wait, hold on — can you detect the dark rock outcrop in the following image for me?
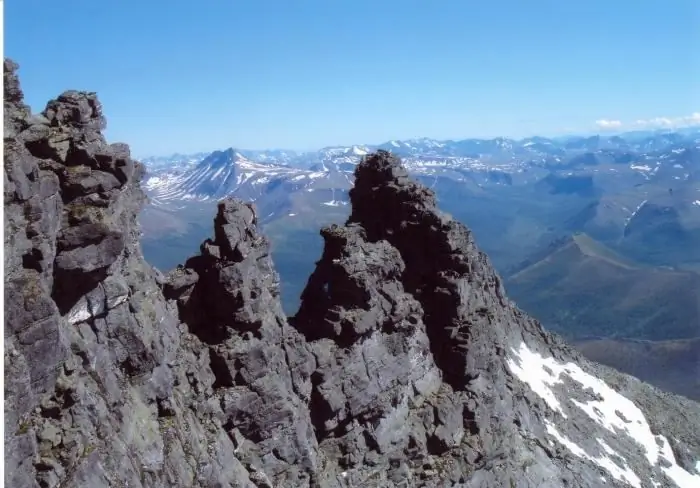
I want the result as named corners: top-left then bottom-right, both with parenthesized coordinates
top-left (5, 59), bottom-right (700, 488)
top-left (166, 199), bottom-right (319, 485)
top-left (4, 58), bottom-right (279, 488)
top-left (292, 151), bottom-right (700, 487)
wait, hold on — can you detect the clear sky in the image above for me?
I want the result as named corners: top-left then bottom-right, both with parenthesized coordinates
top-left (5, 0), bottom-right (700, 156)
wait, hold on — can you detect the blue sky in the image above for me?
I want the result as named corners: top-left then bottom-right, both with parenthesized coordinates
top-left (5, 0), bottom-right (700, 156)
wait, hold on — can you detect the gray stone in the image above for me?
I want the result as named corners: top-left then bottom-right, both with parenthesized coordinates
top-left (5, 58), bottom-right (700, 488)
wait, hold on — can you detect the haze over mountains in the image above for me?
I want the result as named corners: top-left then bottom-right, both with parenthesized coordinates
top-left (139, 128), bottom-right (700, 400)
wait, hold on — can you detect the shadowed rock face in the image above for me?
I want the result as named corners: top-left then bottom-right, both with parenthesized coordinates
top-left (4, 59), bottom-right (700, 488)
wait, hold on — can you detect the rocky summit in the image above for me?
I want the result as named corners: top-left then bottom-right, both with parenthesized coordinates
top-left (4, 58), bottom-right (700, 488)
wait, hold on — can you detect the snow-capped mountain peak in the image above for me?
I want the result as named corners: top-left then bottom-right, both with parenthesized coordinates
top-left (143, 128), bottom-right (700, 223)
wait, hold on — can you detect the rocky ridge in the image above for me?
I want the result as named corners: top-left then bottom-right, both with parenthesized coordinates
top-left (4, 58), bottom-right (700, 487)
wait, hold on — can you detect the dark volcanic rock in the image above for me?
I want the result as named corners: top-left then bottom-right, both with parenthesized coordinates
top-left (5, 59), bottom-right (700, 488)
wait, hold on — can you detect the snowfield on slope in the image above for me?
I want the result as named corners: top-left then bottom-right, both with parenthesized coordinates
top-left (507, 342), bottom-right (700, 488)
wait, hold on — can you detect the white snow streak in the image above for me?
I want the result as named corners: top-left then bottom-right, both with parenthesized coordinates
top-left (507, 342), bottom-right (700, 488)
top-left (545, 421), bottom-right (641, 487)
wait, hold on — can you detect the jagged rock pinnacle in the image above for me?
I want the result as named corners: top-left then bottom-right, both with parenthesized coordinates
top-left (293, 150), bottom-right (700, 486)
top-left (5, 58), bottom-right (700, 488)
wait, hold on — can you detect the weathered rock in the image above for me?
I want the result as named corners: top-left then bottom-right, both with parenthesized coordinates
top-left (293, 150), bottom-right (700, 487)
top-left (173, 198), bottom-right (319, 485)
top-left (4, 59), bottom-right (264, 488)
top-left (5, 58), bottom-right (700, 488)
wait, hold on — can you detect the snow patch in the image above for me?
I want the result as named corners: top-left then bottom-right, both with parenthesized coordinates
top-left (505, 344), bottom-right (568, 417)
top-left (507, 342), bottom-right (700, 488)
top-left (212, 166), bottom-right (226, 179)
top-left (236, 172), bottom-right (254, 186)
top-left (655, 436), bottom-right (700, 487)
top-left (181, 193), bottom-right (209, 201)
top-left (625, 200), bottom-right (648, 230)
top-left (545, 421), bottom-right (641, 488)
top-left (144, 176), bottom-right (164, 188)
top-left (321, 200), bottom-right (348, 207)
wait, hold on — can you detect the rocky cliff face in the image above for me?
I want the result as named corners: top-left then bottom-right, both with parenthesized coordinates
top-left (4, 59), bottom-right (700, 488)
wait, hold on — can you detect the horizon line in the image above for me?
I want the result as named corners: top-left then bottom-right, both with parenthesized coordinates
top-left (136, 125), bottom-right (700, 161)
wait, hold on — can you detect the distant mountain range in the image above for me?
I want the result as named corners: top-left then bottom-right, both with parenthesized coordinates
top-left (137, 128), bottom-right (700, 400)
top-left (141, 128), bottom-right (700, 272)
top-left (143, 130), bottom-right (700, 233)
top-left (140, 127), bottom-right (700, 171)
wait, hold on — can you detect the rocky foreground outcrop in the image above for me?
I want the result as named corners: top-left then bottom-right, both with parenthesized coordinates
top-left (4, 58), bottom-right (700, 488)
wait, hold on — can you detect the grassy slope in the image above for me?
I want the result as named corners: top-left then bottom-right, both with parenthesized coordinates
top-left (506, 233), bottom-right (700, 341)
